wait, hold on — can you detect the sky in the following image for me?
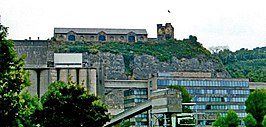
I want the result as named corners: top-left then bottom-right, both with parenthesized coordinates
top-left (0, 0), bottom-right (266, 51)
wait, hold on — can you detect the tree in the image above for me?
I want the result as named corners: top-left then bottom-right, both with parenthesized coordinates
top-left (118, 120), bottom-right (131, 127)
top-left (0, 24), bottom-right (36, 126)
top-left (213, 114), bottom-right (225, 127)
top-left (244, 113), bottom-right (257, 127)
top-left (245, 89), bottom-right (266, 127)
top-left (168, 85), bottom-right (192, 103)
top-left (213, 110), bottom-right (240, 127)
top-left (34, 80), bottom-right (110, 127)
top-left (168, 85), bottom-right (194, 126)
top-left (168, 85), bottom-right (193, 112)
top-left (224, 110), bottom-right (240, 127)
top-left (16, 91), bottom-right (42, 127)
top-left (262, 115), bottom-right (266, 127)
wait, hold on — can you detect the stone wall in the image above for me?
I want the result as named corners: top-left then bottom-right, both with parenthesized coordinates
top-left (14, 40), bottom-right (48, 68)
top-left (54, 33), bottom-right (148, 42)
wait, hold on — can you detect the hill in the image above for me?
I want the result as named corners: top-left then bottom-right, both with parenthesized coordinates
top-left (215, 47), bottom-right (266, 82)
top-left (49, 36), bottom-right (230, 79)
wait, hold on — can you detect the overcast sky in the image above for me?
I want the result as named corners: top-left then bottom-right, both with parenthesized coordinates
top-left (1, 0), bottom-right (266, 51)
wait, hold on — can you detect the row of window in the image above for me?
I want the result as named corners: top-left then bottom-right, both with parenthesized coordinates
top-left (67, 35), bottom-right (143, 42)
top-left (194, 97), bottom-right (247, 102)
top-left (134, 114), bottom-right (148, 118)
top-left (210, 105), bottom-right (246, 110)
top-left (124, 89), bottom-right (147, 96)
top-left (190, 104), bottom-right (246, 110)
top-left (157, 79), bottom-right (249, 87)
top-left (220, 112), bottom-right (247, 117)
top-left (124, 98), bottom-right (147, 104)
top-left (187, 89), bottom-right (250, 95)
top-left (133, 121), bottom-right (147, 126)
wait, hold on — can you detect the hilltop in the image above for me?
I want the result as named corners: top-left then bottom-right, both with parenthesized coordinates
top-left (215, 47), bottom-right (266, 82)
top-left (49, 36), bottom-right (230, 79)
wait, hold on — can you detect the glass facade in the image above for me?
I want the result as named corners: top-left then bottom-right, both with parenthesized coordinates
top-left (124, 98), bottom-right (146, 104)
top-left (155, 78), bottom-right (249, 126)
top-left (157, 79), bottom-right (248, 87)
top-left (187, 89), bottom-right (249, 95)
top-left (124, 88), bottom-right (148, 127)
top-left (124, 89), bottom-right (147, 96)
top-left (193, 97), bottom-right (247, 102)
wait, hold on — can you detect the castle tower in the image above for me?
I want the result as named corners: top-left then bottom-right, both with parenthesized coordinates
top-left (157, 23), bottom-right (174, 41)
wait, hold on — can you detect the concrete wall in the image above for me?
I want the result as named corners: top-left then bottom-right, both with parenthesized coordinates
top-left (14, 40), bottom-right (48, 68)
top-left (88, 68), bottom-right (97, 95)
top-left (27, 70), bottom-right (38, 96)
top-left (105, 80), bottom-right (148, 88)
top-left (104, 80), bottom-right (148, 116)
top-left (249, 82), bottom-right (266, 90)
top-left (40, 69), bottom-right (49, 96)
top-left (27, 68), bottom-right (97, 97)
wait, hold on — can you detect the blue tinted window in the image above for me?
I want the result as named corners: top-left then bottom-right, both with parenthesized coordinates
top-left (68, 35), bottom-right (75, 41)
top-left (99, 35), bottom-right (106, 41)
top-left (128, 36), bottom-right (135, 42)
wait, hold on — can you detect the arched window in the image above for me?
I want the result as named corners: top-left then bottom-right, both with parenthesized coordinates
top-left (59, 35), bottom-right (64, 38)
top-left (120, 36), bottom-right (124, 40)
top-left (140, 36), bottom-right (144, 41)
top-left (99, 35), bottom-right (106, 41)
top-left (128, 36), bottom-right (135, 43)
top-left (68, 35), bottom-right (75, 41)
top-left (90, 36), bottom-right (95, 40)
top-left (110, 36), bottom-right (114, 41)
top-left (80, 36), bottom-right (84, 40)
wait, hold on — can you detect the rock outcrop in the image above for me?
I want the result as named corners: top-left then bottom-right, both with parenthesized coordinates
top-left (82, 52), bottom-right (230, 80)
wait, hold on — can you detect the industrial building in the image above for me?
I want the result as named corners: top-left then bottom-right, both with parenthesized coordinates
top-left (124, 88), bottom-right (148, 126)
top-left (148, 72), bottom-right (249, 126)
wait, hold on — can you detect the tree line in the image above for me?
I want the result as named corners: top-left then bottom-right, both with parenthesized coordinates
top-left (212, 46), bottom-right (266, 82)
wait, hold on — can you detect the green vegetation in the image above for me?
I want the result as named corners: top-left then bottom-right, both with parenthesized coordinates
top-left (168, 85), bottom-right (194, 126)
top-left (0, 25), bottom-right (110, 126)
top-left (117, 120), bottom-right (131, 127)
top-left (244, 113), bottom-right (257, 127)
top-left (33, 80), bottom-right (110, 127)
top-left (262, 115), bottom-right (266, 127)
top-left (168, 85), bottom-right (192, 103)
top-left (215, 47), bottom-right (266, 82)
top-left (52, 36), bottom-right (212, 62)
top-left (245, 89), bottom-right (266, 127)
top-left (213, 110), bottom-right (240, 127)
top-left (0, 24), bottom-right (39, 126)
